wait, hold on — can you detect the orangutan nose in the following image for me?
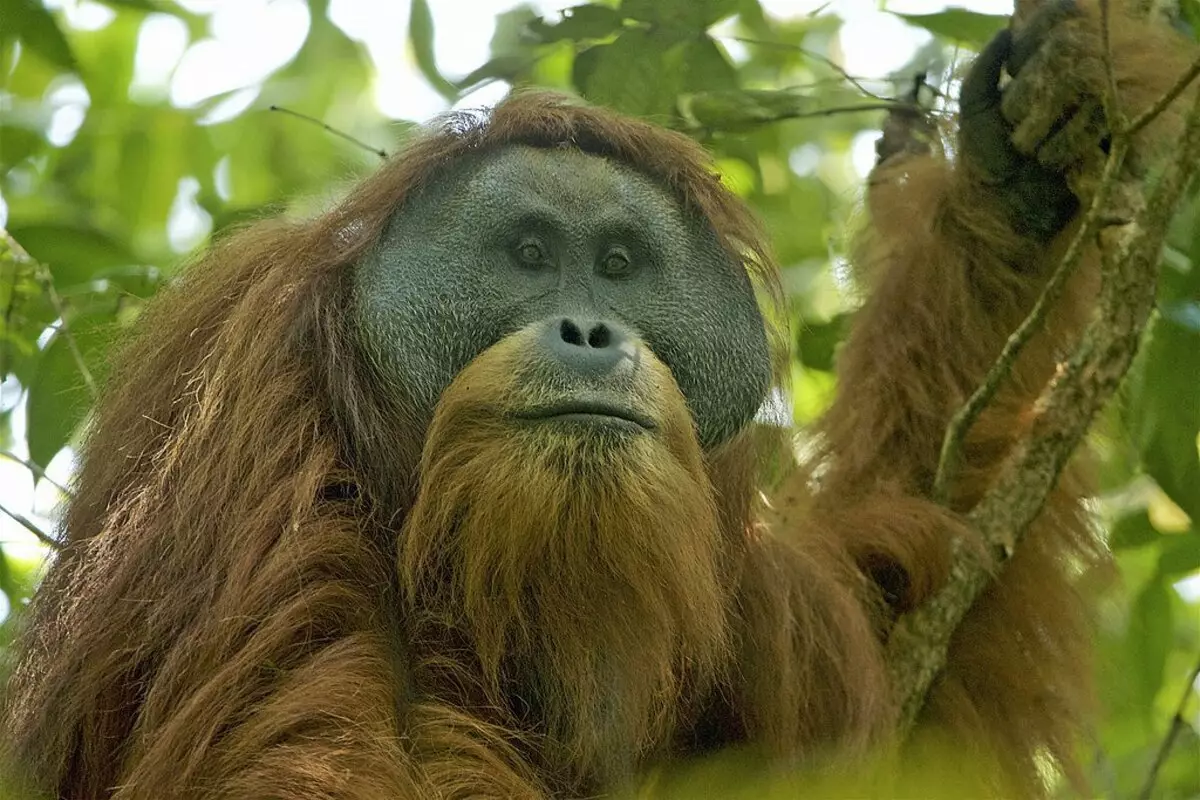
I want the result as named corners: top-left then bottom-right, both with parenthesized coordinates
top-left (541, 317), bottom-right (634, 379)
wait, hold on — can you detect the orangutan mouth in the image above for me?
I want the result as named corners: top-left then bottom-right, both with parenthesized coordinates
top-left (518, 400), bottom-right (655, 431)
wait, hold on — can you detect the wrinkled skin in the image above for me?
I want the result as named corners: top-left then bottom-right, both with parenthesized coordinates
top-left (354, 145), bottom-right (772, 449)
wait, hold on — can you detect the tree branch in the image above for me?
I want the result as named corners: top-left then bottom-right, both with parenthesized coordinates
top-left (0, 502), bottom-right (60, 550)
top-left (1138, 652), bottom-right (1200, 800)
top-left (1098, 0), bottom-right (1126, 130)
top-left (932, 139), bottom-right (1128, 504)
top-left (268, 106), bottom-right (388, 160)
top-left (889, 47), bottom-right (1200, 736)
top-left (0, 450), bottom-right (73, 498)
top-left (1126, 52), bottom-right (1200, 136)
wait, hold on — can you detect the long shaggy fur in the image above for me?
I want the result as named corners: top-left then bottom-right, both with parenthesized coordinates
top-left (2, 3), bottom-right (1194, 798)
top-left (789, 2), bottom-right (1195, 793)
top-left (401, 325), bottom-right (732, 789)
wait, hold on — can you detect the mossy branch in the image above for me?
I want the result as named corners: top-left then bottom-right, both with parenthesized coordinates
top-left (891, 13), bottom-right (1200, 734)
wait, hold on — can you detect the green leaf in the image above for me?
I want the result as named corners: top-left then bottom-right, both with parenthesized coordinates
top-left (72, 9), bottom-right (142, 108)
top-left (0, 241), bottom-right (55, 383)
top-left (457, 2), bottom-right (546, 92)
top-left (682, 88), bottom-right (823, 130)
top-left (457, 54), bottom-right (533, 91)
top-left (1162, 299), bottom-right (1200, 332)
top-left (6, 224), bottom-right (139, 290)
top-left (0, 32), bottom-right (61, 101)
top-left (490, 4), bottom-right (539, 55)
top-left (621, 0), bottom-right (741, 30)
top-left (26, 311), bottom-right (116, 467)
top-left (1110, 511), bottom-right (1162, 550)
top-left (1129, 317), bottom-right (1200, 521)
top-left (677, 36), bottom-right (737, 94)
top-left (1129, 579), bottom-right (1172, 713)
top-left (893, 9), bottom-right (1008, 48)
top-left (797, 314), bottom-right (846, 372)
top-left (62, 106), bottom-right (213, 244)
top-left (1156, 719), bottom-right (1200, 798)
top-left (2, 0), bottom-right (77, 71)
top-left (1158, 534), bottom-right (1200, 576)
top-left (753, 180), bottom-right (830, 266)
top-left (528, 5), bottom-right (624, 43)
top-left (409, 0), bottom-right (457, 100)
top-left (94, 0), bottom-right (164, 10)
top-left (574, 30), bottom-right (680, 118)
top-left (0, 547), bottom-right (15, 603)
top-left (0, 124), bottom-right (45, 170)
top-left (1182, 0), bottom-right (1200, 43)
top-left (0, 547), bottom-right (15, 649)
top-left (1162, 194), bottom-right (1199, 302)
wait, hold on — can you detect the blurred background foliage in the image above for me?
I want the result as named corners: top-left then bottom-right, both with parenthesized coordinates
top-left (0, 0), bottom-right (1198, 796)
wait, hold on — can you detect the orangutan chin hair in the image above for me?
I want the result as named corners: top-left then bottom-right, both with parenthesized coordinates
top-left (2, 2), bottom-right (1196, 798)
top-left (401, 327), bottom-right (730, 786)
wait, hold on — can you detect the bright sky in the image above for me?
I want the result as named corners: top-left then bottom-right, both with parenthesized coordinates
top-left (8, 0), bottom-right (1195, 615)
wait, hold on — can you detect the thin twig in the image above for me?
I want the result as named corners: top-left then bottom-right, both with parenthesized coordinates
top-left (6, 232), bottom-right (99, 400)
top-left (720, 36), bottom-right (889, 101)
top-left (0, 502), bottom-right (60, 549)
top-left (767, 101), bottom-right (908, 119)
top-left (932, 138), bottom-right (1128, 504)
top-left (268, 105), bottom-right (388, 160)
top-left (33, 262), bottom-right (97, 399)
top-left (893, 45), bottom-right (1200, 736)
top-left (683, 101), bottom-right (912, 135)
top-left (1, 243), bottom-right (19, 377)
top-left (1138, 654), bottom-right (1200, 800)
top-left (1098, 0), bottom-right (1126, 130)
top-left (932, 4), bottom-right (1200, 503)
top-left (1125, 52), bottom-right (1200, 136)
top-left (0, 450), bottom-right (73, 497)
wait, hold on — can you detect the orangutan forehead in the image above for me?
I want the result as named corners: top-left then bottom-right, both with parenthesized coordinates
top-left (438, 145), bottom-right (694, 225)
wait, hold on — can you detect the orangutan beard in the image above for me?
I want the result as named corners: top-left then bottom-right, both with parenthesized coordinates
top-left (398, 360), bottom-right (733, 784)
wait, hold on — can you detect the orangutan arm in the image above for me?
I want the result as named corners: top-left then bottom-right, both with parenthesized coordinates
top-left (768, 0), bottom-right (1196, 791)
top-left (817, 0), bottom-right (1199, 507)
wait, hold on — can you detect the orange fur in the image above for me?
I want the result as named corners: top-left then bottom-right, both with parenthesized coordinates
top-left (401, 325), bottom-right (732, 791)
top-left (2, 4), bottom-right (1194, 797)
top-left (785, 3), bottom-right (1196, 793)
top-left (0, 94), bottom-right (799, 800)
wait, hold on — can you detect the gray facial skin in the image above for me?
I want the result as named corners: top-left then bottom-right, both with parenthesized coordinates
top-left (353, 145), bottom-right (771, 449)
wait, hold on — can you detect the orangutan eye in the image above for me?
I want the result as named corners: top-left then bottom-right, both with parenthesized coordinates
top-left (517, 240), bottom-right (547, 266)
top-left (601, 248), bottom-right (633, 278)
